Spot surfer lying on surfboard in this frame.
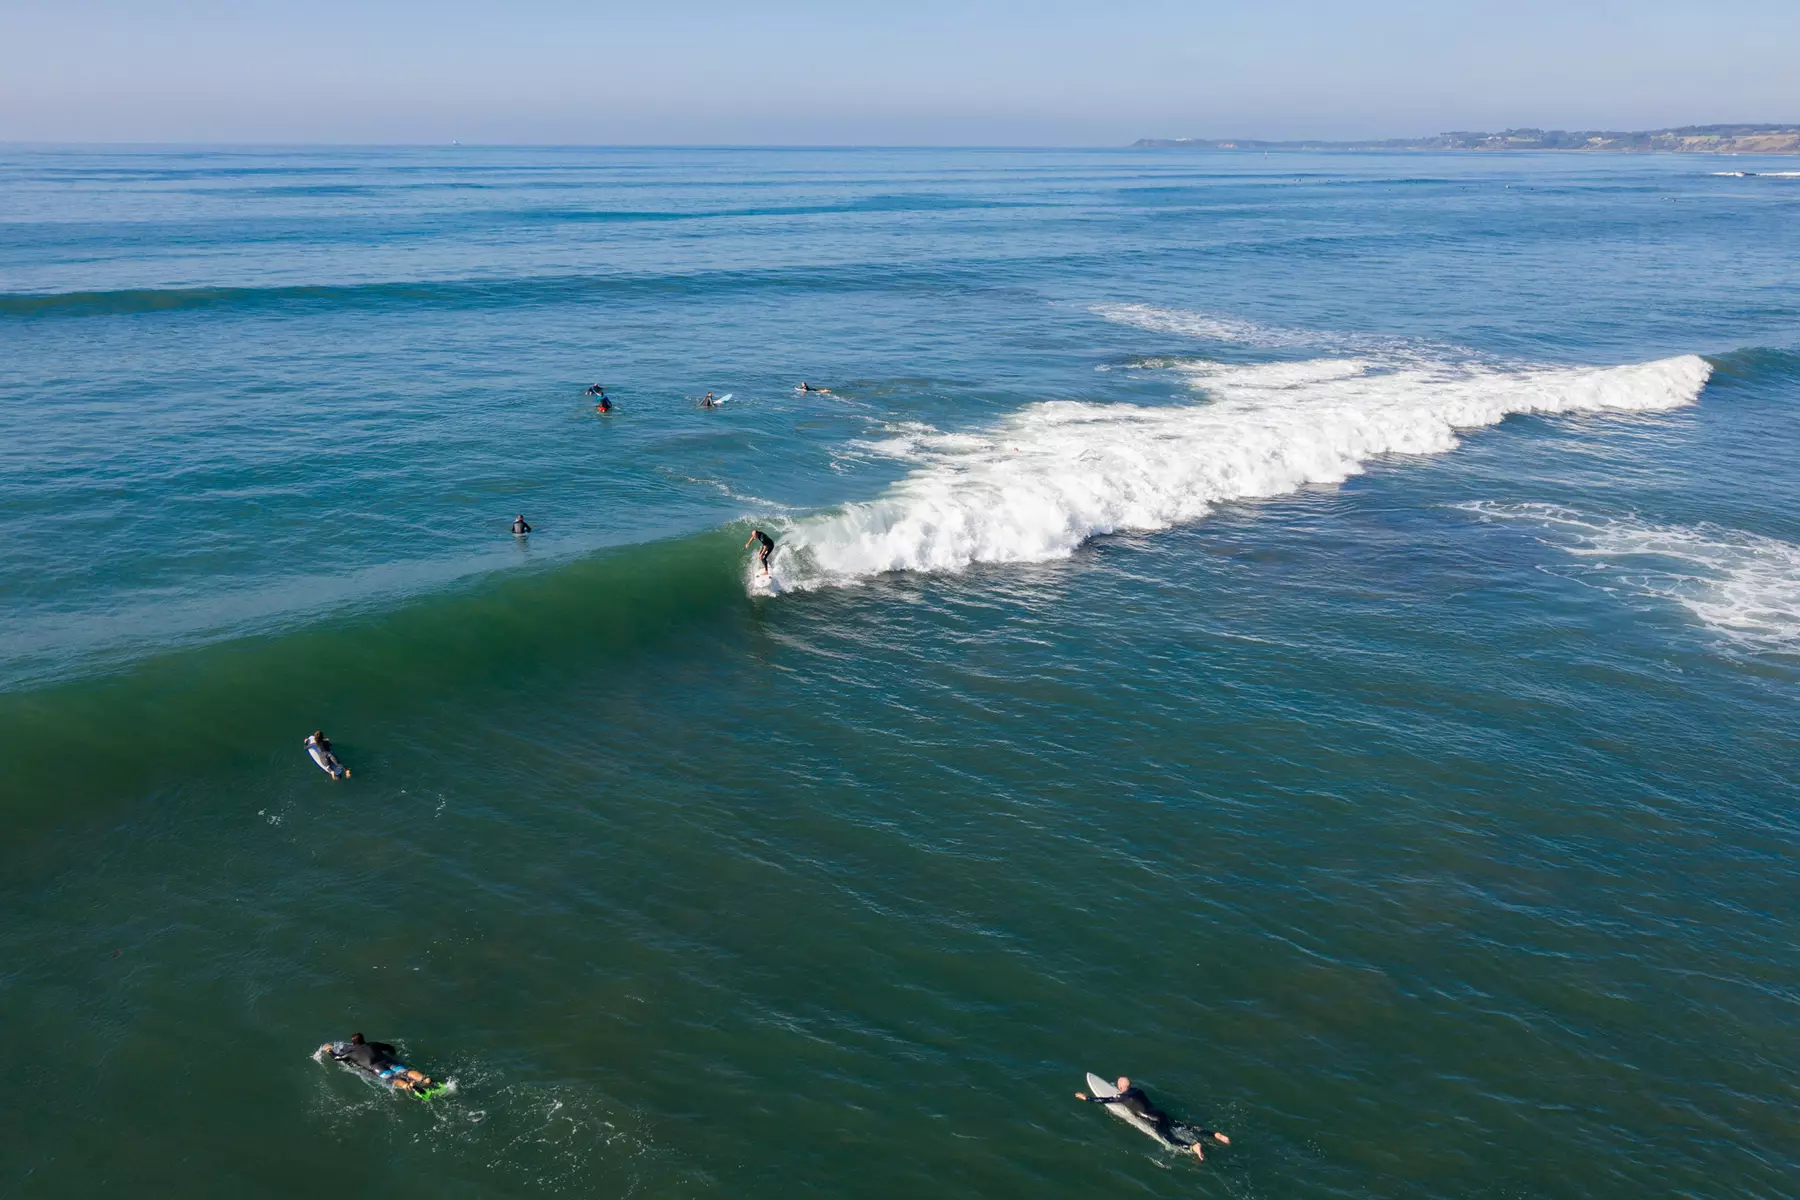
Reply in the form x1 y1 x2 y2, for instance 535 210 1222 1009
304 731 349 779
1076 1076 1229 1160
320 1032 444 1098
795 381 831 394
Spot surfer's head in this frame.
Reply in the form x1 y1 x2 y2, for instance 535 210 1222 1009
312 730 324 741
351 1032 365 1045
1116 1076 1130 1091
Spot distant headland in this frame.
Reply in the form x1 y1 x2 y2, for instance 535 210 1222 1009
1132 124 1800 154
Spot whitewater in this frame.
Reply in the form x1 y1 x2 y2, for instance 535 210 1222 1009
767 343 1712 590
1462 501 1800 651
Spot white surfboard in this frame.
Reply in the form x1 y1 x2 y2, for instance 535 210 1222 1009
1086 1073 1175 1148
306 739 349 780
714 393 733 405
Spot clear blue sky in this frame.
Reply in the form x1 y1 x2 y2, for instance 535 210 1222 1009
3 0 1796 145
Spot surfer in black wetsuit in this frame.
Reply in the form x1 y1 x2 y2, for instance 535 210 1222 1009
702 391 716 408
512 515 532 535
1076 1077 1229 1160
327 1033 437 1094
745 529 775 574
596 396 613 413
585 383 606 397
795 381 832 394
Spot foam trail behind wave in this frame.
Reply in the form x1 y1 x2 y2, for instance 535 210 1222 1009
765 354 1710 590
1462 502 1800 651
1090 302 1323 348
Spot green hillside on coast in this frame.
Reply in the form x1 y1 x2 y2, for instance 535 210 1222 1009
1134 124 1800 153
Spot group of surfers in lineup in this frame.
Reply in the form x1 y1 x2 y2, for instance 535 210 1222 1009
310 374 1229 1161
583 379 831 415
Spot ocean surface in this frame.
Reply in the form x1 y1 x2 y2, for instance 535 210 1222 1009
2 146 1797 1198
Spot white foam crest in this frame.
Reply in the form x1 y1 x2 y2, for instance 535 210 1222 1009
1091 302 1320 348
1463 502 1800 651
765 354 1710 591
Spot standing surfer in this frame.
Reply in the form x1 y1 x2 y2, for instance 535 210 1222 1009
746 529 775 575
1076 1077 1229 1160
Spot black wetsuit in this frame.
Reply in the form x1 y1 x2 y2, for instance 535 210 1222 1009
585 385 605 397
1087 1087 1211 1147
751 530 774 569
334 1040 399 1073
513 518 531 535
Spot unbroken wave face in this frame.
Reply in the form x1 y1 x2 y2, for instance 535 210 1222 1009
763 351 1712 591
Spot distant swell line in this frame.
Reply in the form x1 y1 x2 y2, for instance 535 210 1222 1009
0 264 984 320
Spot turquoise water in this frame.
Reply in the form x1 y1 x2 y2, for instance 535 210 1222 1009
2 147 1797 1197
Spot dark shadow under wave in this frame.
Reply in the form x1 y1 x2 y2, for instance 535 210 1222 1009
0 260 999 320
0 526 759 836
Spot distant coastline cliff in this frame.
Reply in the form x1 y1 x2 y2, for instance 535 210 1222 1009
1133 125 1800 153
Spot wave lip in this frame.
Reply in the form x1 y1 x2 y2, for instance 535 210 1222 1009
766 352 1711 591
1463 502 1800 652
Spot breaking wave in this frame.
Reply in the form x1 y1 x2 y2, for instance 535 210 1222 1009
762 352 1711 591
1461 502 1800 651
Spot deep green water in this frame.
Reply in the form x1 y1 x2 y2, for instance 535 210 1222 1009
1 147 1797 1197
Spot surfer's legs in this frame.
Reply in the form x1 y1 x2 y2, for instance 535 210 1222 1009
1167 1124 1223 1158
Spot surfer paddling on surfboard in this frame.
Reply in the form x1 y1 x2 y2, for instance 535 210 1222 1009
304 731 349 779
319 1032 443 1098
745 529 776 577
795 381 831 394
1076 1075 1229 1160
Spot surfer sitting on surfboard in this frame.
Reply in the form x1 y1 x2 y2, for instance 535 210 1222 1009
702 391 716 408
1076 1077 1229 1160
745 529 775 575
323 1032 439 1095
